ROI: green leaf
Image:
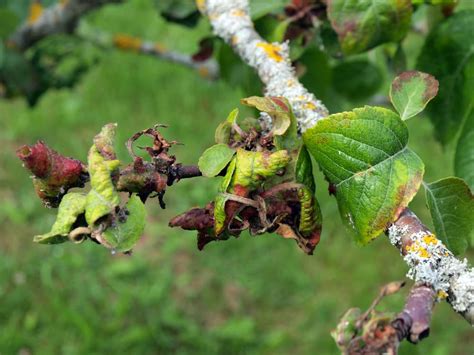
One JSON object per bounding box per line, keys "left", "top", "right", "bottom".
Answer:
{"left": 198, "top": 143, "right": 236, "bottom": 177}
{"left": 219, "top": 157, "right": 236, "bottom": 193}
{"left": 303, "top": 106, "right": 424, "bottom": 244}
{"left": 34, "top": 192, "right": 87, "bottom": 244}
{"left": 417, "top": 10, "right": 474, "bottom": 144}
{"left": 214, "top": 193, "right": 230, "bottom": 236}
{"left": 0, "top": 7, "right": 19, "bottom": 39}
{"left": 215, "top": 108, "right": 238, "bottom": 144}
{"left": 332, "top": 59, "right": 383, "bottom": 100}
{"left": 250, "top": 0, "right": 287, "bottom": 19}
{"left": 327, "top": 0, "right": 412, "bottom": 55}
{"left": 102, "top": 195, "right": 147, "bottom": 252}
{"left": 389, "top": 71, "right": 439, "bottom": 120}
{"left": 425, "top": 177, "right": 474, "bottom": 255}
{"left": 455, "top": 109, "right": 474, "bottom": 189}
{"left": 241, "top": 96, "right": 291, "bottom": 136}
{"left": 85, "top": 125, "right": 121, "bottom": 226}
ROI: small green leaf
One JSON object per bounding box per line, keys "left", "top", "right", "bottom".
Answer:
{"left": 241, "top": 96, "right": 291, "bottom": 136}
{"left": 219, "top": 157, "right": 237, "bottom": 193}
{"left": 215, "top": 108, "right": 238, "bottom": 144}
{"left": 85, "top": 125, "right": 121, "bottom": 226}
{"left": 425, "top": 177, "right": 474, "bottom": 255}
{"left": 34, "top": 192, "right": 87, "bottom": 244}
{"left": 198, "top": 143, "right": 236, "bottom": 177}
{"left": 455, "top": 110, "right": 474, "bottom": 189}
{"left": 297, "top": 185, "right": 322, "bottom": 236}
{"left": 214, "top": 193, "right": 230, "bottom": 235}
{"left": 102, "top": 195, "right": 147, "bottom": 252}
{"left": 327, "top": 0, "right": 412, "bottom": 55}
{"left": 390, "top": 71, "right": 439, "bottom": 120}
{"left": 417, "top": 10, "right": 474, "bottom": 144}
{"left": 303, "top": 106, "right": 424, "bottom": 244}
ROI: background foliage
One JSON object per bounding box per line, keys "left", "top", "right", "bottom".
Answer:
{"left": 0, "top": 0, "right": 473, "bottom": 354}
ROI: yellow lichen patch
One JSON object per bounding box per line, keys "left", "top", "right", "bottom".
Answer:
{"left": 231, "top": 9, "right": 246, "bottom": 17}
{"left": 406, "top": 241, "right": 431, "bottom": 258}
{"left": 231, "top": 35, "right": 239, "bottom": 46}
{"left": 195, "top": 0, "right": 206, "bottom": 12}
{"left": 113, "top": 34, "right": 142, "bottom": 51}
{"left": 198, "top": 66, "right": 210, "bottom": 78}
{"left": 154, "top": 42, "right": 166, "bottom": 54}
{"left": 423, "top": 233, "right": 438, "bottom": 245}
{"left": 28, "top": 2, "right": 43, "bottom": 24}
{"left": 304, "top": 102, "right": 316, "bottom": 110}
{"left": 256, "top": 42, "right": 284, "bottom": 62}
{"left": 60, "top": 0, "right": 69, "bottom": 7}
{"left": 287, "top": 79, "right": 295, "bottom": 87}
{"left": 437, "top": 290, "right": 448, "bottom": 300}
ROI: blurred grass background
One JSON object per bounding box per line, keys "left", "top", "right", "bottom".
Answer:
{"left": 0, "top": 1, "right": 472, "bottom": 354}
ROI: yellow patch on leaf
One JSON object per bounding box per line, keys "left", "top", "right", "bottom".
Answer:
{"left": 256, "top": 42, "right": 284, "bottom": 62}
{"left": 28, "top": 2, "right": 43, "bottom": 24}
{"left": 113, "top": 34, "right": 142, "bottom": 51}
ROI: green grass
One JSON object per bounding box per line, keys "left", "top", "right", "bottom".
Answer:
{"left": 0, "top": 1, "right": 472, "bottom": 354}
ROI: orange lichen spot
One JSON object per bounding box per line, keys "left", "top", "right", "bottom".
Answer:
{"left": 256, "top": 42, "right": 284, "bottom": 62}
{"left": 154, "top": 42, "right": 166, "bottom": 53}
{"left": 60, "top": 0, "right": 69, "bottom": 7}
{"left": 195, "top": 0, "right": 206, "bottom": 12}
{"left": 437, "top": 290, "right": 448, "bottom": 300}
{"left": 231, "top": 9, "right": 246, "bottom": 17}
{"left": 28, "top": 2, "right": 43, "bottom": 24}
{"left": 304, "top": 102, "right": 316, "bottom": 110}
{"left": 406, "top": 241, "right": 431, "bottom": 258}
{"left": 231, "top": 35, "right": 239, "bottom": 46}
{"left": 113, "top": 34, "right": 142, "bottom": 51}
{"left": 198, "top": 66, "right": 210, "bottom": 78}
{"left": 423, "top": 234, "right": 438, "bottom": 245}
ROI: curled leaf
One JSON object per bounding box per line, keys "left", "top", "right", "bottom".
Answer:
{"left": 215, "top": 108, "right": 239, "bottom": 144}
{"left": 241, "top": 96, "right": 291, "bottom": 136}
{"left": 34, "top": 192, "right": 87, "bottom": 244}
{"left": 85, "top": 125, "right": 121, "bottom": 226}
{"left": 102, "top": 195, "right": 147, "bottom": 252}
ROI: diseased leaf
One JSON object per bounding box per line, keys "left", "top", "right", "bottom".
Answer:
{"left": 214, "top": 193, "right": 231, "bottom": 235}
{"left": 34, "top": 192, "right": 87, "bottom": 244}
{"left": 390, "top": 71, "right": 439, "bottom": 120}
{"left": 295, "top": 145, "right": 316, "bottom": 193}
{"left": 215, "top": 108, "right": 238, "bottom": 144}
{"left": 327, "top": 0, "right": 412, "bottom": 55}
{"left": 85, "top": 125, "right": 121, "bottom": 226}
{"left": 102, "top": 195, "right": 147, "bottom": 252}
{"left": 241, "top": 96, "right": 291, "bottom": 136}
{"left": 303, "top": 106, "right": 424, "bottom": 244}
{"left": 198, "top": 143, "right": 236, "bottom": 177}
{"left": 231, "top": 148, "right": 290, "bottom": 191}
{"left": 417, "top": 10, "right": 474, "bottom": 144}
{"left": 425, "top": 177, "right": 474, "bottom": 255}
{"left": 455, "top": 109, "right": 474, "bottom": 189}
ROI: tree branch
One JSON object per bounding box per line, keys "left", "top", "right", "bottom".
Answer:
{"left": 201, "top": 0, "right": 474, "bottom": 326}
{"left": 9, "top": 0, "right": 122, "bottom": 51}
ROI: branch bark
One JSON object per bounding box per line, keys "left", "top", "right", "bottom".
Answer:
{"left": 9, "top": 0, "right": 122, "bottom": 51}
{"left": 201, "top": 0, "right": 474, "bottom": 326}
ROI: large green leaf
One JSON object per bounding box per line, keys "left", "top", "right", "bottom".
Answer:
{"left": 327, "top": 0, "right": 412, "bottom": 55}
{"left": 417, "top": 10, "right": 474, "bottom": 144}
{"left": 303, "top": 106, "right": 424, "bottom": 244}
{"left": 198, "top": 143, "right": 235, "bottom": 177}
{"left": 455, "top": 109, "right": 474, "bottom": 189}
{"left": 85, "top": 124, "right": 121, "bottom": 226}
{"left": 34, "top": 192, "right": 87, "bottom": 244}
{"left": 389, "top": 71, "right": 439, "bottom": 120}
{"left": 102, "top": 195, "right": 147, "bottom": 252}
{"left": 425, "top": 177, "right": 474, "bottom": 255}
